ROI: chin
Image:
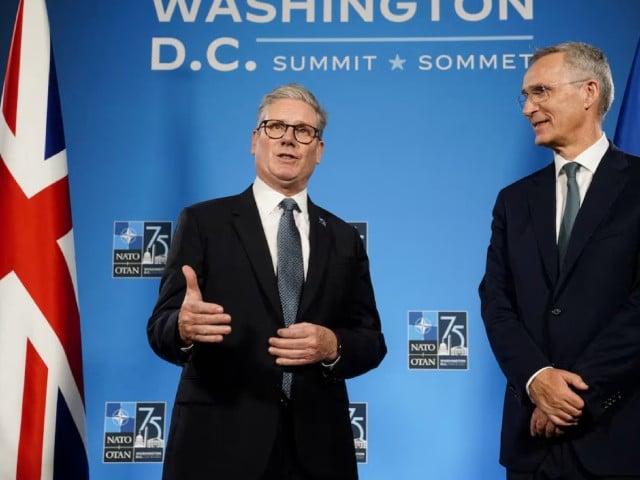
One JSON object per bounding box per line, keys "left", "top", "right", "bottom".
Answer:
{"left": 533, "top": 135, "right": 552, "bottom": 147}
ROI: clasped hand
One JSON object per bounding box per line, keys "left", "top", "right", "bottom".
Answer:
{"left": 528, "top": 367, "right": 589, "bottom": 437}
{"left": 268, "top": 323, "right": 339, "bottom": 366}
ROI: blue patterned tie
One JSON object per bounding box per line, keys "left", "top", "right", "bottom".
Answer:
{"left": 558, "top": 162, "right": 580, "bottom": 267}
{"left": 277, "top": 198, "right": 303, "bottom": 398}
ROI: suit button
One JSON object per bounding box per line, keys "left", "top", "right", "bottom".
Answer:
{"left": 551, "top": 308, "right": 562, "bottom": 316}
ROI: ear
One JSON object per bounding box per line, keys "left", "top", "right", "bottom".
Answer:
{"left": 251, "top": 129, "right": 258, "bottom": 154}
{"left": 314, "top": 140, "right": 324, "bottom": 165}
{"left": 583, "top": 79, "right": 600, "bottom": 110}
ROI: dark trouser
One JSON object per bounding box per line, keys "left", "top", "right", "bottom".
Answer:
{"left": 261, "top": 400, "right": 307, "bottom": 480}
{"left": 507, "top": 443, "right": 640, "bottom": 480}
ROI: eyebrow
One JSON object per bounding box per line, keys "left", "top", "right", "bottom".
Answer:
{"left": 521, "top": 83, "right": 547, "bottom": 93}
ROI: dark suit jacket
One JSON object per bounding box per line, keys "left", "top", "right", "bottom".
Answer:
{"left": 148, "top": 186, "right": 386, "bottom": 480}
{"left": 479, "top": 143, "right": 640, "bottom": 476}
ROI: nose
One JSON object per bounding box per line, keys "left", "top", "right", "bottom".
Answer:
{"left": 280, "top": 125, "right": 296, "bottom": 143}
{"left": 521, "top": 97, "right": 537, "bottom": 117}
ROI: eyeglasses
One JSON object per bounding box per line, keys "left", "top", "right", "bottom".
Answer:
{"left": 517, "top": 79, "right": 589, "bottom": 109}
{"left": 257, "top": 119, "right": 321, "bottom": 144}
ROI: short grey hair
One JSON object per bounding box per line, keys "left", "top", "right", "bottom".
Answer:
{"left": 530, "top": 42, "right": 614, "bottom": 118}
{"left": 256, "top": 84, "right": 328, "bottom": 137}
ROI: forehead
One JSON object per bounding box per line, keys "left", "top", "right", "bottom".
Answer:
{"left": 263, "top": 98, "right": 317, "bottom": 124}
{"left": 522, "top": 52, "right": 567, "bottom": 89}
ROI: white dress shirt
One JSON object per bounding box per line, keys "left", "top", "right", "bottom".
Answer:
{"left": 252, "top": 176, "right": 310, "bottom": 279}
{"left": 553, "top": 133, "right": 608, "bottom": 240}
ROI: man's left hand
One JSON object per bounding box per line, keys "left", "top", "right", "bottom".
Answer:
{"left": 268, "top": 323, "right": 339, "bottom": 366}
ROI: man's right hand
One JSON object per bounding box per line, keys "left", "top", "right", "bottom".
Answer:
{"left": 178, "top": 265, "right": 231, "bottom": 344}
{"left": 529, "top": 367, "right": 588, "bottom": 427}
{"left": 530, "top": 407, "right": 566, "bottom": 438}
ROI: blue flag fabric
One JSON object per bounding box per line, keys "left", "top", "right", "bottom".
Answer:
{"left": 614, "top": 39, "right": 640, "bottom": 156}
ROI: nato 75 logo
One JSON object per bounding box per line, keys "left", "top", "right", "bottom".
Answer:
{"left": 408, "top": 311, "right": 468, "bottom": 370}
{"left": 350, "top": 402, "right": 367, "bottom": 463}
{"left": 437, "top": 311, "right": 468, "bottom": 370}
{"left": 133, "top": 402, "right": 166, "bottom": 462}
{"left": 113, "top": 221, "right": 172, "bottom": 278}
{"left": 103, "top": 401, "right": 166, "bottom": 463}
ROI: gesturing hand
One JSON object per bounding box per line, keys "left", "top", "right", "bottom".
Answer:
{"left": 178, "top": 265, "right": 231, "bottom": 344}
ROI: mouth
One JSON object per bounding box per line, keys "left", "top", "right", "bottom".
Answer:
{"left": 277, "top": 153, "right": 299, "bottom": 161}
{"left": 531, "top": 118, "right": 549, "bottom": 130}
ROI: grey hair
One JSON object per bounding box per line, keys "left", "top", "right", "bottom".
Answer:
{"left": 530, "top": 42, "right": 614, "bottom": 118}
{"left": 256, "top": 83, "right": 328, "bottom": 136}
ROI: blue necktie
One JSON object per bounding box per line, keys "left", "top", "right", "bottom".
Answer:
{"left": 277, "top": 198, "right": 303, "bottom": 398}
{"left": 558, "top": 162, "right": 580, "bottom": 266}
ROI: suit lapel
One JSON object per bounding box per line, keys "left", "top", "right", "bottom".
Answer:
{"left": 559, "top": 146, "right": 628, "bottom": 283}
{"left": 299, "top": 199, "right": 331, "bottom": 315}
{"left": 528, "top": 164, "right": 559, "bottom": 285}
{"left": 231, "top": 188, "right": 282, "bottom": 319}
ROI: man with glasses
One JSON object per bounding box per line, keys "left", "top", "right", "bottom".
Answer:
{"left": 480, "top": 42, "right": 640, "bottom": 479}
{"left": 148, "top": 83, "right": 386, "bottom": 480}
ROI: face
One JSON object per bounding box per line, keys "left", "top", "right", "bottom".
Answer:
{"left": 521, "top": 52, "right": 597, "bottom": 157}
{"left": 251, "top": 98, "right": 324, "bottom": 196}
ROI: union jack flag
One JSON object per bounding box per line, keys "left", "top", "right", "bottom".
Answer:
{"left": 0, "top": 0, "right": 88, "bottom": 478}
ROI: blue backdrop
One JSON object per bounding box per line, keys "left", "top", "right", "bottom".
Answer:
{"left": 1, "top": 1, "right": 639, "bottom": 479}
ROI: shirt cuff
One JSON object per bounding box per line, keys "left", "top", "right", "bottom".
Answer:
{"left": 526, "top": 366, "right": 553, "bottom": 398}
{"left": 321, "top": 355, "right": 341, "bottom": 369}
{"left": 321, "top": 333, "right": 342, "bottom": 369}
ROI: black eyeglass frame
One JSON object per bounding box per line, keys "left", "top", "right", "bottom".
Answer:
{"left": 257, "top": 119, "right": 322, "bottom": 144}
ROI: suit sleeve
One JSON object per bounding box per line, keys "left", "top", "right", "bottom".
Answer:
{"left": 479, "top": 190, "right": 551, "bottom": 401}
{"left": 571, "top": 248, "right": 640, "bottom": 422}
{"left": 324, "top": 224, "right": 387, "bottom": 381}
{"left": 147, "top": 207, "right": 203, "bottom": 365}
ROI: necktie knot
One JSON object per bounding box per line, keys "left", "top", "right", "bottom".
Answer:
{"left": 280, "top": 197, "right": 299, "bottom": 213}
{"left": 563, "top": 161, "right": 580, "bottom": 179}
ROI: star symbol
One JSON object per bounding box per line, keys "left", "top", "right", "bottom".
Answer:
{"left": 119, "top": 227, "right": 138, "bottom": 245}
{"left": 414, "top": 316, "right": 432, "bottom": 336}
{"left": 389, "top": 54, "right": 406, "bottom": 71}
{"left": 111, "top": 408, "right": 131, "bottom": 428}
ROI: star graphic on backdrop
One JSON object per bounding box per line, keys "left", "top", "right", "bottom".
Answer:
{"left": 389, "top": 54, "right": 407, "bottom": 70}
{"left": 111, "top": 408, "right": 131, "bottom": 428}
{"left": 414, "top": 316, "right": 432, "bottom": 336}
{"left": 119, "top": 227, "right": 138, "bottom": 245}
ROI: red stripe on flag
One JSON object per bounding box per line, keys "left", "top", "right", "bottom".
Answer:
{"left": 1, "top": 0, "right": 23, "bottom": 135}
{"left": 0, "top": 159, "right": 84, "bottom": 394}
{"left": 17, "top": 341, "right": 48, "bottom": 480}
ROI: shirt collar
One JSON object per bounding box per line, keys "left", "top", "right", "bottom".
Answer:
{"left": 252, "top": 176, "right": 308, "bottom": 216}
{"left": 554, "top": 133, "right": 608, "bottom": 177}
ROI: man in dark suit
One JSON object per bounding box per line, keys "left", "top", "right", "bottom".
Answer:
{"left": 147, "top": 83, "right": 386, "bottom": 480}
{"left": 479, "top": 42, "right": 640, "bottom": 479}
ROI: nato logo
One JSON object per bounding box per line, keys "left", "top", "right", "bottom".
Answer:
{"left": 350, "top": 402, "right": 368, "bottom": 463}
{"left": 408, "top": 311, "right": 468, "bottom": 370}
{"left": 103, "top": 401, "right": 166, "bottom": 463}
{"left": 113, "top": 221, "right": 172, "bottom": 278}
